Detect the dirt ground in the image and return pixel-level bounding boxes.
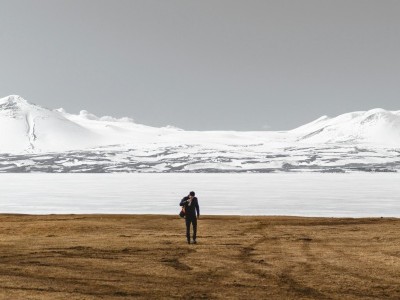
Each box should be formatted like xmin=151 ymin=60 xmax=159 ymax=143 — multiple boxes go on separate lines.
xmin=0 ymin=214 xmax=399 ymax=299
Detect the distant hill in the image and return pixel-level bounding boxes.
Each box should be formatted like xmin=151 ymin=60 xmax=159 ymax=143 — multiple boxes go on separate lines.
xmin=1 ymin=95 xmax=399 ymax=172
xmin=292 ymin=108 xmax=400 ymax=145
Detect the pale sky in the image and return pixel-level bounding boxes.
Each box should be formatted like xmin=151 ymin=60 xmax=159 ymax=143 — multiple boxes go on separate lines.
xmin=1 ymin=0 xmax=400 ymax=130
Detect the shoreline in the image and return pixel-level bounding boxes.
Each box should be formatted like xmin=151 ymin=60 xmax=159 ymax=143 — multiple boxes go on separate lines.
xmin=1 ymin=213 xmax=399 ymax=219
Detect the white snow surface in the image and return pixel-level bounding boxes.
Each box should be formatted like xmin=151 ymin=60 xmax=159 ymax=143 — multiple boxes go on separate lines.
xmin=1 ymin=95 xmax=400 ymax=173
xmin=0 ymin=95 xmax=99 ymax=152
xmin=0 ymin=173 xmax=399 ymax=217
xmin=292 ymin=108 xmax=400 ymax=145
xmin=2 ymin=95 xmax=400 ymax=154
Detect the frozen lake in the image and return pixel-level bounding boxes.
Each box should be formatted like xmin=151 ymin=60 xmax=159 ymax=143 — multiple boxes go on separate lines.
xmin=0 ymin=173 xmax=399 ymax=217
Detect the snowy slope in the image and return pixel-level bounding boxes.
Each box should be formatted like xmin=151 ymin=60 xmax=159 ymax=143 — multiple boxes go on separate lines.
xmin=0 ymin=95 xmax=190 ymax=152
xmin=1 ymin=95 xmax=400 ymax=173
xmin=0 ymin=95 xmax=100 ymax=152
xmin=0 ymin=95 xmax=289 ymax=152
xmin=292 ymin=109 xmax=400 ymax=145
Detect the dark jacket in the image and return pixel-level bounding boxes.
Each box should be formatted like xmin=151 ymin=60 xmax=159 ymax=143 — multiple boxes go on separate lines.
xmin=180 ymin=196 xmax=200 ymax=219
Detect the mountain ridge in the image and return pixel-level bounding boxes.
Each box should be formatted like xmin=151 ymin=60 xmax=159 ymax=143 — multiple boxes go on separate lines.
xmin=1 ymin=95 xmax=400 ymax=154
xmin=293 ymin=109 xmax=400 ymax=145
xmin=1 ymin=95 xmax=400 ymax=173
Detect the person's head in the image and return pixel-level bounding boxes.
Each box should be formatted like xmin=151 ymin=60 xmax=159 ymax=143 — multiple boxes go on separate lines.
xmin=189 ymin=191 xmax=195 ymax=198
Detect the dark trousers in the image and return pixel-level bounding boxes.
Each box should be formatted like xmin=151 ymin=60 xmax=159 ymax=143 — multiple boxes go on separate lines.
xmin=185 ymin=217 xmax=197 ymax=241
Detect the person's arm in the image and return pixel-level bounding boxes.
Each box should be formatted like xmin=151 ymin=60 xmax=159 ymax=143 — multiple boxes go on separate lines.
xmin=195 ymin=198 xmax=200 ymax=218
xmin=179 ymin=197 xmax=188 ymax=207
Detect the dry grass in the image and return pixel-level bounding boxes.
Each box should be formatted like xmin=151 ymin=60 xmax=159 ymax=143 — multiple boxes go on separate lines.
xmin=0 ymin=214 xmax=399 ymax=299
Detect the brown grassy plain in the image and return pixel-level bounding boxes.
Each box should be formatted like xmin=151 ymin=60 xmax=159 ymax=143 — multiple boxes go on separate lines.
xmin=0 ymin=214 xmax=399 ymax=299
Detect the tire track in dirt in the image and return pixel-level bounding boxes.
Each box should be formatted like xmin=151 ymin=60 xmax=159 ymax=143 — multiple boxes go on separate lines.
xmin=238 ymin=219 xmax=331 ymax=299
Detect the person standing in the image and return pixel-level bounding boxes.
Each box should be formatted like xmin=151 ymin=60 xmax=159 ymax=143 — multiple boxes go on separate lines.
xmin=179 ymin=191 xmax=200 ymax=244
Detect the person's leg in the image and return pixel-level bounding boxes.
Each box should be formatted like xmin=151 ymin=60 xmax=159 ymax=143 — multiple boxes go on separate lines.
xmin=185 ymin=218 xmax=191 ymax=244
xmin=192 ymin=218 xmax=197 ymax=243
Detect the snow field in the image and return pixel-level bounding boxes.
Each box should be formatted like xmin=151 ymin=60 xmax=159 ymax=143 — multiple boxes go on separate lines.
xmin=1 ymin=173 xmax=399 ymax=217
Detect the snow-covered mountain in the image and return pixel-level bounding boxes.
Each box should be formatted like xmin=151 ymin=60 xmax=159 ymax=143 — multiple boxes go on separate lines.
xmin=0 ymin=95 xmax=99 ymax=152
xmin=293 ymin=109 xmax=400 ymax=145
xmin=0 ymin=95 xmax=177 ymax=152
xmin=1 ymin=95 xmax=400 ymax=173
